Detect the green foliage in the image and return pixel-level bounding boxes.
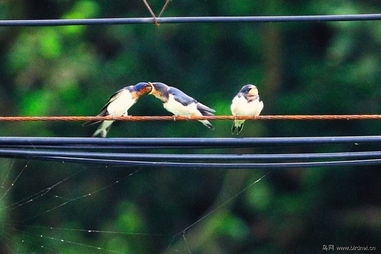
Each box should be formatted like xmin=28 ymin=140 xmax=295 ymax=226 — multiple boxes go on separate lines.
xmin=246 ymin=181 xmax=272 ymax=212
xmin=0 ymin=1 xmax=381 ymax=253
xmin=213 ymin=212 xmax=250 ymax=240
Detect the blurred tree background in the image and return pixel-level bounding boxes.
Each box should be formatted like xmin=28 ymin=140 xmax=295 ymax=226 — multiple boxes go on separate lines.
xmin=0 ymin=0 xmax=381 ymax=253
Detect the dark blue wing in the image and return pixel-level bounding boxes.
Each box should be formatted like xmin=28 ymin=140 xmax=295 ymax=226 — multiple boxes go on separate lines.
xmin=168 ymin=87 xmax=197 ymax=106
xmin=197 ymin=103 xmax=216 ymax=116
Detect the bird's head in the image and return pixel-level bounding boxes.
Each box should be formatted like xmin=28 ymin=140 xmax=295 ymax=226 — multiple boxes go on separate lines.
xmin=133 ymin=82 xmax=153 ymax=96
xmin=148 ymin=82 xmax=169 ymax=102
xmin=239 ymin=84 xmax=259 ymax=97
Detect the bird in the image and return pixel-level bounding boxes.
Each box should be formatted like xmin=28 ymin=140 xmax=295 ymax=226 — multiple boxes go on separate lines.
xmin=149 ymin=82 xmax=216 ymax=129
xmin=230 ymin=84 xmax=264 ymax=135
xmin=85 ymin=82 xmax=152 ymax=137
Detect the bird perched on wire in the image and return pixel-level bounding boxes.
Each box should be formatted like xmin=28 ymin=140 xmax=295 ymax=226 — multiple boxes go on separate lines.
xmin=230 ymin=84 xmax=264 ymax=135
xmin=85 ymin=82 xmax=152 ymax=137
xmin=149 ymin=82 xmax=216 ymax=129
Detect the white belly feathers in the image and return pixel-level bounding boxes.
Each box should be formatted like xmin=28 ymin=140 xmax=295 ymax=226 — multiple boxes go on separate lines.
xmin=231 ymin=95 xmax=263 ymax=116
xmin=106 ymin=90 xmax=135 ymax=116
xmin=163 ymin=94 xmax=200 ymax=116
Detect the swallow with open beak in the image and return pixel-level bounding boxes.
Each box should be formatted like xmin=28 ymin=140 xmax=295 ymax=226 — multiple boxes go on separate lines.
xmin=230 ymin=84 xmax=264 ymax=134
xmin=149 ymin=82 xmax=216 ymax=129
xmin=85 ymin=82 xmax=152 ymax=137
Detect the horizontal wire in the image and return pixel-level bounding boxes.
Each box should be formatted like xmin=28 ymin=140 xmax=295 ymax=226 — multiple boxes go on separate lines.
xmin=23 ymin=155 xmax=381 ymax=168
xmin=2 ymin=148 xmax=381 ymax=161
xmin=1 ymin=14 xmax=381 ymax=26
xmin=0 ymin=136 xmax=380 ymax=147
xmin=1 ymin=115 xmax=381 ymax=121
xmin=0 ymin=145 xmax=188 ymax=150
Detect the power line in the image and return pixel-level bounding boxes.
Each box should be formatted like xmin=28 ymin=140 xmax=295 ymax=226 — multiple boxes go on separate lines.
xmin=0 ymin=136 xmax=380 ymax=147
xmin=25 ymin=156 xmax=381 ymax=168
xmin=1 ymin=137 xmax=381 ymax=167
xmin=1 ymin=148 xmax=381 ymax=161
xmin=1 ymin=115 xmax=381 ymax=121
xmin=1 ymin=14 xmax=381 ymax=27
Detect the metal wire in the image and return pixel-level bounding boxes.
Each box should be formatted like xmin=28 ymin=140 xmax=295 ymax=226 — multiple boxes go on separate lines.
xmin=0 ymin=115 xmax=381 ymax=121
xmin=1 ymin=14 xmax=381 ymax=26
xmin=2 ymin=148 xmax=381 ymax=161
xmin=0 ymin=145 xmax=188 ymax=150
xmin=0 ymin=136 xmax=380 ymax=147
xmin=24 ymin=156 xmax=381 ymax=168
xmin=1 ymin=136 xmax=380 ymax=167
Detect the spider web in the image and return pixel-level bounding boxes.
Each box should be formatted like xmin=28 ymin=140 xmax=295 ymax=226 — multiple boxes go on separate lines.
xmin=0 ymin=158 xmax=267 ymax=254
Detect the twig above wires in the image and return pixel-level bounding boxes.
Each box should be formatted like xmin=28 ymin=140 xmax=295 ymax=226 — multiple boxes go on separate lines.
xmin=158 ymin=0 xmax=172 ymax=17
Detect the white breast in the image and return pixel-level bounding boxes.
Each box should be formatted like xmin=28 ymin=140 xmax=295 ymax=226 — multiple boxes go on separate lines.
xmin=230 ymin=95 xmax=264 ymax=116
xmin=163 ymin=94 xmax=200 ymax=116
xmin=106 ymin=90 xmax=136 ymax=116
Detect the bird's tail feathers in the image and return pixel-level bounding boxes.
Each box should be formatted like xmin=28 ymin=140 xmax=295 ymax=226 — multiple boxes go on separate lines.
xmin=197 ymin=103 xmax=216 ymax=115
xmin=200 ymin=120 xmax=214 ymax=130
xmin=83 ymin=120 xmax=100 ymax=127
xmin=92 ymin=120 xmax=114 ymax=138
xmin=201 ymin=111 xmax=215 ymax=116
xmin=231 ymin=120 xmax=245 ymax=135
xmin=92 ymin=128 xmax=107 ymax=138
xmin=83 ymin=110 xmax=108 ymax=127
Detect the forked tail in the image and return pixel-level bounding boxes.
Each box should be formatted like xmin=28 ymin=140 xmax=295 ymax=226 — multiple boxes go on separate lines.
xmin=92 ymin=120 xmax=114 ymax=138
xmin=199 ymin=120 xmax=214 ymax=130
xmin=231 ymin=120 xmax=245 ymax=135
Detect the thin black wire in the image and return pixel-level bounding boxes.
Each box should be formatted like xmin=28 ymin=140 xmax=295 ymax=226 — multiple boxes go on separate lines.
xmin=1 ymin=14 xmax=381 ymax=26
xmin=24 ymin=156 xmax=381 ymax=168
xmin=2 ymin=148 xmax=381 ymax=161
xmin=0 ymin=136 xmax=380 ymax=147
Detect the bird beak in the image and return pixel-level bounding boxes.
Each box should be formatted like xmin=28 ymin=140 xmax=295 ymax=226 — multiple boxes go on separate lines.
xmin=248 ymin=88 xmax=258 ymax=96
xmin=147 ymin=82 xmax=155 ymax=95
xmin=135 ymin=82 xmax=153 ymax=96
xmin=145 ymin=82 xmax=153 ymax=94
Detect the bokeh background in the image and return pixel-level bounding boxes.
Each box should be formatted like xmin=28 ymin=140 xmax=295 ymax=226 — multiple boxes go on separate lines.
xmin=0 ymin=0 xmax=381 ymax=253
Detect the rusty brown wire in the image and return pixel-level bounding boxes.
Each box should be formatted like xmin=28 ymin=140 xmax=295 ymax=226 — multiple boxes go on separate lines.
xmin=0 ymin=115 xmax=381 ymax=122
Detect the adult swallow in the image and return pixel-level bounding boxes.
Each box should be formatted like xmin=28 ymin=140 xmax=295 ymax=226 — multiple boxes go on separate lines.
xmin=230 ymin=84 xmax=264 ymax=134
xmin=86 ymin=82 xmax=152 ymax=137
xmin=149 ymin=82 xmax=216 ymax=129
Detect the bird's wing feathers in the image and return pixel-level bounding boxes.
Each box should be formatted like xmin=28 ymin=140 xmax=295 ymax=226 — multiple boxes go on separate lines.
xmin=83 ymin=87 xmax=129 ymax=126
xmin=97 ymin=86 xmax=132 ymax=116
xmin=197 ymin=103 xmax=216 ymax=115
xmin=168 ymin=87 xmax=196 ymax=106
xmin=168 ymin=87 xmax=215 ymax=116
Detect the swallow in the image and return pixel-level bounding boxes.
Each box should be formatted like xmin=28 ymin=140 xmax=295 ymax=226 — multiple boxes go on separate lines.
xmin=149 ymin=82 xmax=216 ymax=129
xmin=230 ymin=84 xmax=264 ymax=134
xmin=85 ymin=82 xmax=152 ymax=137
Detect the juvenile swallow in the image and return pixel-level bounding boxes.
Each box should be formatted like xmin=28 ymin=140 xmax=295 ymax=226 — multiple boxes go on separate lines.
xmin=230 ymin=84 xmax=264 ymax=135
xmin=149 ymin=82 xmax=216 ymax=129
xmin=86 ymin=82 xmax=152 ymax=137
